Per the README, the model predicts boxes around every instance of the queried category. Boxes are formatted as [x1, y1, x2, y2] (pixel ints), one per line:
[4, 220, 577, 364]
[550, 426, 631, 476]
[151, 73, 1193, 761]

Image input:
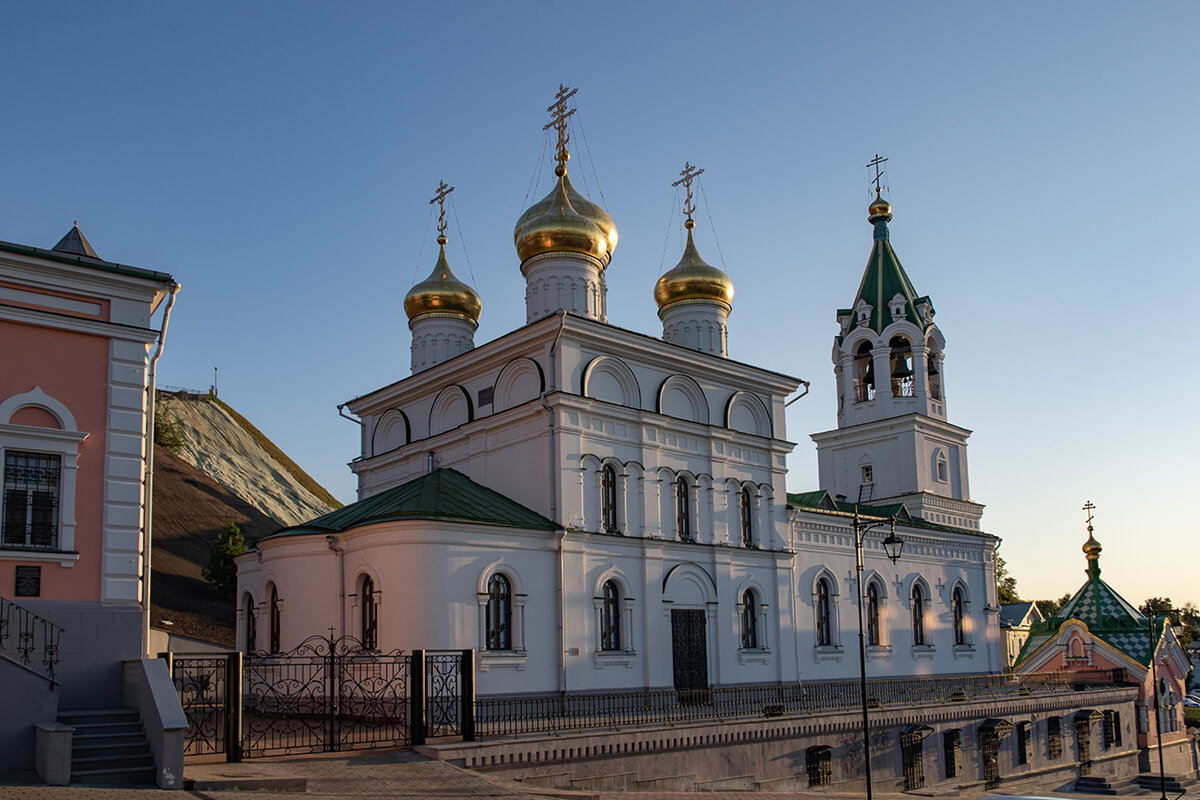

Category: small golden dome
[403, 237, 481, 324]
[514, 167, 616, 265]
[1083, 528, 1102, 560]
[654, 222, 734, 311]
[868, 189, 892, 223]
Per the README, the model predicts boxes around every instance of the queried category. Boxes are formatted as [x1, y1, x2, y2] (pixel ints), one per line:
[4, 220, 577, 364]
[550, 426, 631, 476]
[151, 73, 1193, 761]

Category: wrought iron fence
[0, 596, 63, 685]
[476, 671, 1119, 738]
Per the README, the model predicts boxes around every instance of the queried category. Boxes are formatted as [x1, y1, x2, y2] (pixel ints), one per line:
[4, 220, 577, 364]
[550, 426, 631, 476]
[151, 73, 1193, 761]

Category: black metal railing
[476, 671, 1119, 738]
[0, 596, 63, 686]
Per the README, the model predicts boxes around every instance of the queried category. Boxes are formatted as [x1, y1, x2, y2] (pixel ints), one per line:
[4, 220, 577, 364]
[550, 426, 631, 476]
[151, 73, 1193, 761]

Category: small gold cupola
[1082, 500, 1103, 579]
[513, 85, 617, 266]
[403, 234, 482, 325]
[654, 163, 734, 312]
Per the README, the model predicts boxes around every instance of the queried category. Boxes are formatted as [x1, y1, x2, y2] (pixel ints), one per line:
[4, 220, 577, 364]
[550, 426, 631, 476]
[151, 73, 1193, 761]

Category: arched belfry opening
[855, 340, 875, 402]
[889, 335, 913, 398]
[926, 336, 943, 400]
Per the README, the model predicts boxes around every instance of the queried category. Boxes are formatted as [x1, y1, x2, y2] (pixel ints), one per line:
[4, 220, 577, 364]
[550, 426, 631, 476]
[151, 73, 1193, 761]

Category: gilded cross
[429, 180, 455, 237]
[672, 162, 705, 221]
[1082, 500, 1096, 528]
[544, 84, 578, 168]
[867, 154, 888, 194]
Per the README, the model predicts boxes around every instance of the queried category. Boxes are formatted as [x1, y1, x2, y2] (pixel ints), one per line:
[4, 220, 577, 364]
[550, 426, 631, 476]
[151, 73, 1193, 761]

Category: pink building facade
[0, 225, 177, 772]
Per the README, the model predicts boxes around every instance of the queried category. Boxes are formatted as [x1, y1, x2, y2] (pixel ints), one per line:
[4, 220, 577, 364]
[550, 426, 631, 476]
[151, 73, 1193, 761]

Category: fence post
[460, 649, 475, 742]
[411, 649, 426, 746]
[226, 652, 243, 762]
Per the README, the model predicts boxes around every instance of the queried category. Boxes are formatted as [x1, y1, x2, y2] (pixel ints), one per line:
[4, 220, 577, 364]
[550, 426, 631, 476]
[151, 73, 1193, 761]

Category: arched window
[816, 578, 833, 646]
[866, 582, 881, 646]
[890, 335, 914, 397]
[268, 584, 281, 654]
[486, 574, 512, 651]
[952, 586, 965, 645]
[601, 464, 618, 533]
[243, 593, 256, 653]
[675, 477, 692, 542]
[741, 589, 759, 649]
[911, 583, 926, 645]
[360, 575, 378, 650]
[740, 487, 754, 547]
[600, 580, 621, 651]
[855, 341, 875, 402]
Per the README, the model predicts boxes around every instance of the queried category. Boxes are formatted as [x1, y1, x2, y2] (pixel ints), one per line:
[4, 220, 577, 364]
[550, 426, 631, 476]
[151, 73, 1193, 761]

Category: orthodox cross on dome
[429, 179, 455, 239]
[867, 153, 888, 195]
[672, 161, 705, 227]
[1082, 499, 1096, 530]
[544, 84, 578, 170]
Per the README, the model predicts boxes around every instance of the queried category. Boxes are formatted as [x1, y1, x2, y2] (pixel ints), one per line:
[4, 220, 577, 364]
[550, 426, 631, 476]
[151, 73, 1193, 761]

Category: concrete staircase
[1134, 774, 1190, 795]
[58, 708, 155, 785]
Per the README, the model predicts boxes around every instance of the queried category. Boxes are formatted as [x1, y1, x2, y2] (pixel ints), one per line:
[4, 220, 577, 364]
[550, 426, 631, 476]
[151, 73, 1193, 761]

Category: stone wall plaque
[14, 565, 41, 597]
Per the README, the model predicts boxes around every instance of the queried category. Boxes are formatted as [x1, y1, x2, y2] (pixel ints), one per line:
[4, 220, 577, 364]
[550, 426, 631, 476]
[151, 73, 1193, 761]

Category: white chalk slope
[164, 396, 335, 527]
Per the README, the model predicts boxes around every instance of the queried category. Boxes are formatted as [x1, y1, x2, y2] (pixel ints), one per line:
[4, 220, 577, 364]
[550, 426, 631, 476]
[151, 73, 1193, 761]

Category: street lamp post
[846, 502, 904, 800]
[1147, 612, 1174, 800]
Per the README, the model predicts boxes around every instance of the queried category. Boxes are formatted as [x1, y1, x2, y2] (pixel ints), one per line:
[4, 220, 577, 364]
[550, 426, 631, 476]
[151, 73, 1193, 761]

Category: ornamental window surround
[675, 476, 692, 542]
[911, 583, 927, 646]
[243, 592, 257, 652]
[359, 574, 379, 651]
[601, 464, 618, 533]
[816, 577, 835, 647]
[866, 581, 882, 646]
[952, 585, 967, 645]
[740, 487, 754, 548]
[485, 573, 513, 651]
[741, 589, 759, 649]
[599, 580, 621, 651]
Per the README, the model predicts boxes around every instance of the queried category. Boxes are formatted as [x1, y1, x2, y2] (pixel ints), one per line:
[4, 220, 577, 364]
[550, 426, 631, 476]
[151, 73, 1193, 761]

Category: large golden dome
[403, 237, 482, 324]
[654, 222, 734, 311]
[514, 166, 617, 265]
[868, 189, 892, 223]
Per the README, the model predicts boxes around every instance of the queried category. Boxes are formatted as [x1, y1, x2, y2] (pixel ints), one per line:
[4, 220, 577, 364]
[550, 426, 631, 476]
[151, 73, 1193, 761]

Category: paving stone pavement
[0, 749, 1088, 800]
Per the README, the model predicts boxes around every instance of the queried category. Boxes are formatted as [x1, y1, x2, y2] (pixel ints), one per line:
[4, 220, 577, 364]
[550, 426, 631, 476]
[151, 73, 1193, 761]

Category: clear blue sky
[2, 2, 1196, 607]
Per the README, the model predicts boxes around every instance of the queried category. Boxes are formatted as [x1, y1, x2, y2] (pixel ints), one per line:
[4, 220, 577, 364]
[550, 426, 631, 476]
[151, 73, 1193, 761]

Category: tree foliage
[996, 555, 1020, 604]
[1035, 593, 1072, 619]
[1139, 597, 1200, 647]
[153, 396, 185, 454]
[202, 522, 246, 599]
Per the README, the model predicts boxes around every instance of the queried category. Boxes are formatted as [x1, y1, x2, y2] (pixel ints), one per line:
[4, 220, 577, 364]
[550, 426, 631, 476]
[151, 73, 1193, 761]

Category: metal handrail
[0, 595, 64, 686]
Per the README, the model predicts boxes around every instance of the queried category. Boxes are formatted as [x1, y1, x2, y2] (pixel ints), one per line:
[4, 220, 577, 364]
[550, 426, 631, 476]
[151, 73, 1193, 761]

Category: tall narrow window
[911, 584, 925, 645]
[269, 584, 281, 654]
[243, 593, 257, 653]
[1017, 721, 1030, 765]
[1047, 716, 1062, 759]
[866, 582, 881, 646]
[816, 578, 833, 646]
[2, 451, 61, 549]
[855, 341, 875, 402]
[601, 464, 618, 533]
[952, 586, 966, 645]
[486, 574, 512, 651]
[740, 487, 754, 547]
[741, 589, 759, 649]
[600, 580, 621, 651]
[360, 575, 378, 650]
[676, 477, 691, 541]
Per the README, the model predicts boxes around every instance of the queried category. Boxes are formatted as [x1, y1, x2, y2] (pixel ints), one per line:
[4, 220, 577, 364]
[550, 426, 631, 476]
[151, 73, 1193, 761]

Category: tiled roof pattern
[262, 468, 556, 540]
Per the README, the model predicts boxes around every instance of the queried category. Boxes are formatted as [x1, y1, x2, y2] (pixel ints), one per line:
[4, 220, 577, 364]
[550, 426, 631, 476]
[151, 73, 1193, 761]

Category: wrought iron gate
[168, 639, 473, 761]
[901, 730, 925, 790]
[981, 731, 1000, 789]
[1075, 716, 1092, 776]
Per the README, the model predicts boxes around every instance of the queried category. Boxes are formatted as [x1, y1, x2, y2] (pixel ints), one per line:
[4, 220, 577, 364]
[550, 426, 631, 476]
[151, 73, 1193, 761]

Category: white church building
[236, 95, 1003, 697]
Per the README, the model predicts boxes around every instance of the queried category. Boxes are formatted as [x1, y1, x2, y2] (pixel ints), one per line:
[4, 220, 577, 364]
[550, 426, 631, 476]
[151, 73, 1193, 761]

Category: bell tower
[811, 158, 983, 530]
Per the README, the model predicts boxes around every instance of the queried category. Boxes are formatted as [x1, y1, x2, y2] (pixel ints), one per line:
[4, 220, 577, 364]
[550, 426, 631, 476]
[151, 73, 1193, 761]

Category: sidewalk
[0, 749, 1088, 800]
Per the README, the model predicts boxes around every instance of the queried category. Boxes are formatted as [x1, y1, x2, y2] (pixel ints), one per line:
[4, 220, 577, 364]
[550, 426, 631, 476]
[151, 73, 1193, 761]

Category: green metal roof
[262, 468, 557, 540]
[786, 489, 988, 537]
[846, 214, 932, 337]
[1013, 553, 1159, 668]
[0, 238, 174, 284]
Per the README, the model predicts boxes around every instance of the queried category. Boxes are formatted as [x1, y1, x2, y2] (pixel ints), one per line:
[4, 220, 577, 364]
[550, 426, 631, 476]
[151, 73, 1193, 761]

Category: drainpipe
[541, 311, 567, 693]
[326, 535, 346, 641]
[142, 282, 179, 655]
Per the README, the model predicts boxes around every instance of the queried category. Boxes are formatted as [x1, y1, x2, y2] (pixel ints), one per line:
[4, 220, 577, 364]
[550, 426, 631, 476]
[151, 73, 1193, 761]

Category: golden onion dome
[514, 166, 616, 265]
[868, 189, 892, 223]
[1082, 528, 1102, 561]
[653, 221, 734, 311]
[403, 236, 482, 324]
